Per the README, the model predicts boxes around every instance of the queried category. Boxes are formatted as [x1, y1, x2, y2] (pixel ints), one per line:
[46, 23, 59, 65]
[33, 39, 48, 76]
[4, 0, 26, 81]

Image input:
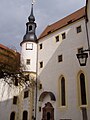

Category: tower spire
[28, 3, 35, 22]
[20, 1, 37, 46]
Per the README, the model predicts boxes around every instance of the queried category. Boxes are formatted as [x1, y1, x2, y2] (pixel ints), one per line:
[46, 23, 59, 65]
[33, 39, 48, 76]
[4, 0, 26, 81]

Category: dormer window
[28, 25, 32, 31]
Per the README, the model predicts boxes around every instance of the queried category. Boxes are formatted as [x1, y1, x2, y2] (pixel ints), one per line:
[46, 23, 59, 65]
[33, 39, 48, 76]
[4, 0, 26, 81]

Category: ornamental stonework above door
[42, 102, 54, 120]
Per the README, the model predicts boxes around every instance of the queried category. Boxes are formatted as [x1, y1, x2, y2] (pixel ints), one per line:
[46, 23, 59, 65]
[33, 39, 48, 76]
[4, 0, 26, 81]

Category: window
[39, 43, 42, 50]
[39, 84, 42, 89]
[76, 26, 82, 33]
[59, 76, 66, 107]
[26, 59, 30, 65]
[61, 77, 66, 106]
[55, 35, 59, 42]
[24, 91, 29, 98]
[39, 107, 41, 112]
[14, 79, 18, 86]
[23, 111, 28, 120]
[13, 96, 18, 105]
[10, 112, 15, 120]
[62, 32, 66, 39]
[58, 55, 63, 62]
[80, 73, 87, 105]
[26, 43, 33, 50]
[40, 61, 43, 68]
[28, 25, 32, 31]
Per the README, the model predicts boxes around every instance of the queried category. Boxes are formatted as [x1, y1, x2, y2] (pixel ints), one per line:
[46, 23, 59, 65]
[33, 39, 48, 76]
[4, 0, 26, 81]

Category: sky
[0, 0, 86, 52]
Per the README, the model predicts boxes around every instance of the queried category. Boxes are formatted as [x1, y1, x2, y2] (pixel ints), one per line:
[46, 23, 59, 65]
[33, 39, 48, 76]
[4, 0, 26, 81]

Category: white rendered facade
[21, 41, 37, 72]
[37, 8, 90, 120]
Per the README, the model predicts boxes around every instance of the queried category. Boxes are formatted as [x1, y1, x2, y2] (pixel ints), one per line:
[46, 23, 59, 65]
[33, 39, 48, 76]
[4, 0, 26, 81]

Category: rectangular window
[14, 79, 18, 86]
[40, 61, 43, 68]
[39, 43, 42, 50]
[62, 32, 66, 39]
[24, 91, 29, 98]
[39, 107, 41, 112]
[39, 84, 42, 89]
[58, 55, 63, 62]
[26, 43, 33, 50]
[76, 26, 82, 33]
[55, 35, 59, 42]
[13, 96, 18, 104]
[26, 59, 30, 65]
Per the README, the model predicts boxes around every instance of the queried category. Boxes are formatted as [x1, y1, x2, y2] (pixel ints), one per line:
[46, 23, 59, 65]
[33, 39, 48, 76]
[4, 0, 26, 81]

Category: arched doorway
[10, 112, 15, 120]
[23, 111, 28, 120]
[42, 102, 54, 120]
[47, 112, 50, 120]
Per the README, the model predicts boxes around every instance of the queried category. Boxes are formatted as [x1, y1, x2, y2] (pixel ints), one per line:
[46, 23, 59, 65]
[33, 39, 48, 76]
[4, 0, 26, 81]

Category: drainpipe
[85, 8, 90, 55]
[34, 40, 38, 120]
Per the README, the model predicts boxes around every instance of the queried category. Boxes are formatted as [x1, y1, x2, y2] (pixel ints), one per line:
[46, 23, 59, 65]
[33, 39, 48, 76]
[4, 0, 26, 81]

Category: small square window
[26, 59, 30, 65]
[39, 43, 42, 49]
[62, 33, 66, 39]
[26, 43, 33, 50]
[76, 26, 82, 33]
[24, 91, 29, 98]
[55, 35, 59, 42]
[58, 55, 63, 62]
[13, 96, 18, 104]
[40, 61, 43, 68]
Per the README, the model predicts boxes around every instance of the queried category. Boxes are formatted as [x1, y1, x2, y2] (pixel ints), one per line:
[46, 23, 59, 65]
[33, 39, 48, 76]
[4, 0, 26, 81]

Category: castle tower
[20, 3, 37, 73]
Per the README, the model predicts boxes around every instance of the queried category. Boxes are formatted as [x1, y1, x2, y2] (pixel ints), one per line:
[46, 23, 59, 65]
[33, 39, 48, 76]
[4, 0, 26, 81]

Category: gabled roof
[38, 7, 85, 39]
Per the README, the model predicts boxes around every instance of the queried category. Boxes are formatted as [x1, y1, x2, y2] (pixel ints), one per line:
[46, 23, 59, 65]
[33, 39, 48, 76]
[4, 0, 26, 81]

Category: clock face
[26, 43, 33, 50]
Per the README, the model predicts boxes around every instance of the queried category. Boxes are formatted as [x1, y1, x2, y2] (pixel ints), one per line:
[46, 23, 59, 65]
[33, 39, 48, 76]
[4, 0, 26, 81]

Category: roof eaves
[38, 15, 85, 40]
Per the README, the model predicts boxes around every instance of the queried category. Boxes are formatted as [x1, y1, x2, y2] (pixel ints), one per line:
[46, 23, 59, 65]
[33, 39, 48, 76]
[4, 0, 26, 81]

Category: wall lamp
[76, 49, 90, 66]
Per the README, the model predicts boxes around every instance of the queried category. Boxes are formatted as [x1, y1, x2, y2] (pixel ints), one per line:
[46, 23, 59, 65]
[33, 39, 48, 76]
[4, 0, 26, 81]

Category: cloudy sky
[0, 0, 86, 51]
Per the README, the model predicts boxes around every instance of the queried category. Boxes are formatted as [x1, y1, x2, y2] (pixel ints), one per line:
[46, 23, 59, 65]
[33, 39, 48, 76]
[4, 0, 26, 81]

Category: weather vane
[32, 0, 35, 5]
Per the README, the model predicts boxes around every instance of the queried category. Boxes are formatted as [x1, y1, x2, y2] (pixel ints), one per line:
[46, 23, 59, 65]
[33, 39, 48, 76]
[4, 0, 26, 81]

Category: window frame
[61, 32, 66, 40]
[77, 71, 88, 107]
[39, 43, 43, 50]
[76, 25, 82, 33]
[26, 59, 31, 65]
[55, 35, 59, 42]
[58, 76, 66, 108]
[40, 61, 43, 68]
[58, 55, 63, 62]
[13, 96, 18, 105]
[26, 43, 33, 50]
[79, 73, 87, 106]
[28, 25, 32, 32]
[24, 90, 29, 98]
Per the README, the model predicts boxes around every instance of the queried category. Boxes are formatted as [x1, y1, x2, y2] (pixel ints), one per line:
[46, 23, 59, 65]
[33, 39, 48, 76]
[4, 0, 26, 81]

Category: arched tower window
[80, 73, 87, 105]
[10, 112, 15, 120]
[28, 25, 32, 31]
[23, 111, 28, 120]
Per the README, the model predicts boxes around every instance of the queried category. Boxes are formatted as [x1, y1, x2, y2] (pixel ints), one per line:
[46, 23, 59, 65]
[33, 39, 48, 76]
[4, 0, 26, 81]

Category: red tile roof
[0, 44, 10, 50]
[38, 7, 86, 39]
